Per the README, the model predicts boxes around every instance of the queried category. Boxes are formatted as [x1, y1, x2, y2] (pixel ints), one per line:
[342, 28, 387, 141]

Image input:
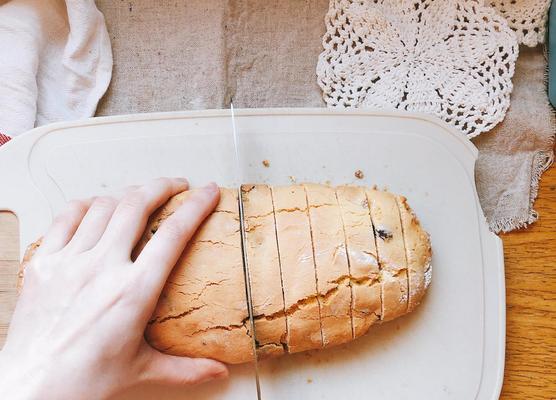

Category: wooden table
[1, 166, 555, 398]
[498, 162, 556, 399]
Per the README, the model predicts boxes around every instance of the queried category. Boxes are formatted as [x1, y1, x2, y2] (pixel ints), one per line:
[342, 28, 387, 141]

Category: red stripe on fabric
[0, 133, 12, 146]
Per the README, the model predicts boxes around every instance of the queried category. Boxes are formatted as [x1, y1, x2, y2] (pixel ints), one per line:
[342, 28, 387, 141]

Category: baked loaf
[20, 184, 431, 364]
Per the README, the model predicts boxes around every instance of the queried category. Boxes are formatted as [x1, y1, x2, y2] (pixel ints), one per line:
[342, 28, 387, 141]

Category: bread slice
[396, 195, 432, 312]
[142, 189, 254, 364]
[241, 184, 287, 357]
[271, 185, 323, 353]
[366, 188, 409, 322]
[336, 186, 381, 338]
[304, 183, 353, 346]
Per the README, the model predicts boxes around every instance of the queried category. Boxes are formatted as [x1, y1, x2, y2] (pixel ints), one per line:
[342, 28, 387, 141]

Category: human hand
[0, 178, 228, 400]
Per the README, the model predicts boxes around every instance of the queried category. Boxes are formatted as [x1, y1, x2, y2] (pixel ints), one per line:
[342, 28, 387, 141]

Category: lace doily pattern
[317, 0, 519, 137]
[489, 0, 551, 46]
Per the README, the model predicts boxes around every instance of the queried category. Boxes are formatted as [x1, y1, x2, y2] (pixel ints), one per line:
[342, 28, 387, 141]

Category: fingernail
[203, 182, 218, 192]
[175, 177, 188, 183]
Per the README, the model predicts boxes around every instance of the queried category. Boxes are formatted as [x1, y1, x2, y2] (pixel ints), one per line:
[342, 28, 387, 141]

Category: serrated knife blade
[229, 101, 262, 399]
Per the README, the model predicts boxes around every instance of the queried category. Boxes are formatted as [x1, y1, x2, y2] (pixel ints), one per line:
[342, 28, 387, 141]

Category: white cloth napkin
[0, 0, 112, 138]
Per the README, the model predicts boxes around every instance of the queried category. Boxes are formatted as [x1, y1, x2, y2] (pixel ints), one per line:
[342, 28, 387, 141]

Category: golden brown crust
[304, 183, 352, 346]
[336, 186, 381, 338]
[241, 184, 287, 357]
[271, 185, 323, 353]
[366, 188, 409, 322]
[396, 195, 432, 312]
[143, 188, 254, 364]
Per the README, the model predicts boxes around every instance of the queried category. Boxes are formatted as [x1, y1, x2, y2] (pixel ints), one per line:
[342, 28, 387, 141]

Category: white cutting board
[0, 109, 505, 400]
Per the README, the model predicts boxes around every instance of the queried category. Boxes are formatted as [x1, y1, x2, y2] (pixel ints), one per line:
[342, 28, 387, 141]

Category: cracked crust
[304, 183, 352, 346]
[336, 186, 381, 338]
[271, 185, 323, 353]
[241, 184, 287, 358]
[140, 188, 254, 364]
[366, 188, 409, 322]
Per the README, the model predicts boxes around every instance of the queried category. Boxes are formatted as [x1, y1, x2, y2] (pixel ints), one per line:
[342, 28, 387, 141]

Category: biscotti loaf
[20, 184, 432, 364]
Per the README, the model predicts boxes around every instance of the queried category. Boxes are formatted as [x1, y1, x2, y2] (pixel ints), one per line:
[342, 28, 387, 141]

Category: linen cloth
[0, 0, 112, 137]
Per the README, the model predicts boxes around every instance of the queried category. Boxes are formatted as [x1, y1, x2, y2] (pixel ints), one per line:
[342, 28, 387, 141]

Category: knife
[230, 101, 262, 399]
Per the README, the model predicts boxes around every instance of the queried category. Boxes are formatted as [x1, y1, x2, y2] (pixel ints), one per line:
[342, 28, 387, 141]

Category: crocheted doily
[317, 0, 519, 137]
[489, 0, 551, 47]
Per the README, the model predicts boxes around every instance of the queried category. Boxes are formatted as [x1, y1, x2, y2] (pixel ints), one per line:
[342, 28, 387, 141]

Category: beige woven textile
[95, 0, 554, 233]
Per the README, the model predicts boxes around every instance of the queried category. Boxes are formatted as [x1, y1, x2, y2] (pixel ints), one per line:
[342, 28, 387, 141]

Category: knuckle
[91, 196, 118, 213]
[66, 199, 89, 213]
[51, 210, 79, 229]
[120, 191, 146, 210]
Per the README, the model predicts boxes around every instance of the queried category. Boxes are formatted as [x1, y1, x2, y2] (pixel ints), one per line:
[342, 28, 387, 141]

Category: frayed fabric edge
[489, 149, 554, 233]
[488, 56, 555, 233]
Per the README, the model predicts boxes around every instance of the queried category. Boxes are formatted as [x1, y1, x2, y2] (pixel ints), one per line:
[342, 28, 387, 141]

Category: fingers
[36, 199, 92, 255]
[134, 183, 219, 294]
[98, 178, 189, 257]
[63, 196, 119, 253]
[140, 348, 228, 386]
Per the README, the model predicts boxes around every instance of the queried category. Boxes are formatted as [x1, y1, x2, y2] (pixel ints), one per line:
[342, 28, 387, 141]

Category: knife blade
[230, 101, 262, 399]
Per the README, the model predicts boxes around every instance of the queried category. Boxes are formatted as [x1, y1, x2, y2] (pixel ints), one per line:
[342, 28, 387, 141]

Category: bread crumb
[289, 175, 296, 183]
[262, 159, 270, 168]
[307, 378, 313, 384]
[354, 169, 364, 179]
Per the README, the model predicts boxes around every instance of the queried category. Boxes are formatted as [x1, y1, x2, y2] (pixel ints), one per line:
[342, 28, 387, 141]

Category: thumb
[140, 348, 229, 386]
